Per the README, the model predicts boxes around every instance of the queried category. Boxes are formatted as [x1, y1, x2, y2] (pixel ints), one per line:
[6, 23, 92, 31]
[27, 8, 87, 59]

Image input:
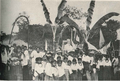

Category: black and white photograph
[0, 0, 120, 80]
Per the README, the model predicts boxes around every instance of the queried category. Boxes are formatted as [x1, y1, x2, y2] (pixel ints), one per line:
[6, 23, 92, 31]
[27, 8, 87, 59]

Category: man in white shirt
[34, 57, 45, 80]
[21, 47, 30, 80]
[57, 60, 66, 80]
[31, 47, 41, 71]
[44, 56, 53, 80]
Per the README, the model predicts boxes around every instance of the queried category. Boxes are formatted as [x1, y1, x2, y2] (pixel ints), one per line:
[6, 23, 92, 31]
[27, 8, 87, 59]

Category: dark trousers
[70, 70, 78, 80]
[23, 65, 29, 80]
[0, 63, 8, 80]
[114, 71, 120, 80]
[9, 65, 23, 80]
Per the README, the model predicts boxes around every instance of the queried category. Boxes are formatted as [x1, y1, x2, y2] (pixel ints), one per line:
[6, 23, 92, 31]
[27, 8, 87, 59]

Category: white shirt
[57, 66, 65, 77]
[45, 63, 52, 77]
[34, 63, 45, 77]
[1, 48, 8, 64]
[102, 59, 112, 66]
[82, 55, 91, 63]
[40, 51, 45, 58]
[62, 62, 72, 74]
[31, 50, 41, 62]
[97, 60, 103, 69]
[51, 67, 59, 77]
[77, 63, 84, 70]
[112, 58, 119, 67]
[68, 56, 73, 61]
[21, 50, 29, 66]
[71, 64, 78, 70]
[65, 65, 73, 74]
[62, 62, 68, 69]
[31, 50, 41, 70]
[64, 44, 74, 53]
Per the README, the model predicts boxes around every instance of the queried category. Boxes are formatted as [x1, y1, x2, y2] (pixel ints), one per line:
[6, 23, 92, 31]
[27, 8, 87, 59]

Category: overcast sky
[1, 0, 120, 34]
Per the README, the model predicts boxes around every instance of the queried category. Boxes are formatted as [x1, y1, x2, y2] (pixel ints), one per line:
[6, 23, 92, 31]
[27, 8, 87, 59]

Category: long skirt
[98, 66, 104, 80]
[1, 63, 8, 80]
[114, 70, 120, 80]
[23, 65, 29, 80]
[103, 66, 112, 80]
[91, 72, 98, 81]
[59, 74, 66, 81]
[9, 65, 23, 80]
[77, 70, 83, 80]
[70, 70, 77, 80]
[44, 74, 53, 81]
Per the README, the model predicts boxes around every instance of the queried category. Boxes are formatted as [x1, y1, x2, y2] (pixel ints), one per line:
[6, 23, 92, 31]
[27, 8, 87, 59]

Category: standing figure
[34, 57, 45, 80]
[77, 58, 84, 80]
[57, 60, 66, 81]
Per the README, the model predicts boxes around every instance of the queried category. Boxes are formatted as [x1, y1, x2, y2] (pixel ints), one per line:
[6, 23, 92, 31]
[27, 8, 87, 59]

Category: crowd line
[1, 43, 120, 80]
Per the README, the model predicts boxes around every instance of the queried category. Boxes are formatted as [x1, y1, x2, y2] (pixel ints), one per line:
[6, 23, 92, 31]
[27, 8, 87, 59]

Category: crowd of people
[0, 43, 120, 81]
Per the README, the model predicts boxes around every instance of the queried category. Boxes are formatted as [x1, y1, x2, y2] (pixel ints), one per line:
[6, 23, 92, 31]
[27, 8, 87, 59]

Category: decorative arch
[57, 15, 85, 46]
[9, 15, 29, 44]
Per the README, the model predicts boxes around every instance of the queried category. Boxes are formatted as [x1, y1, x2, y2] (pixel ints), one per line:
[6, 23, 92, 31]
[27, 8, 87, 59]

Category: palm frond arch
[9, 15, 29, 44]
[57, 15, 85, 45]
[88, 12, 119, 39]
[88, 12, 119, 49]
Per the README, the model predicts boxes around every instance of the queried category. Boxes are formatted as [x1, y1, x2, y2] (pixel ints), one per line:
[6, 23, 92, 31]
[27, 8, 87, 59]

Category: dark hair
[51, 60, 56, 64]
[67, 60, 71, 64]
[63, 57, 68, 60]
[92, 64, 96, 68]
[36, 57, 42, 62]
[78, 58, 82, 61]
[57, 60, 62, 64]
[72, 59, 77, 63]
[57, 56, 61, 60]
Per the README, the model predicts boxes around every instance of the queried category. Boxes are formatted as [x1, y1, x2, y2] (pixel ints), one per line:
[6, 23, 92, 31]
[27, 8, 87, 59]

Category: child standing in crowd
[97, 55, 104, 80]
[21, 46, 30, 80]
[64, 60, 73, 81]
[103, 55, 112, 80]
[82, 52, 91, 80]
[31, 47, 41, 72]
[91, 64, 98, 81]
[44, 56, 53, 80]
[57, 60, 66, 80]
[54, 52, 63, 60]
[112, 52, 119, 79]
[34, 57, 45, 80]
[70, 59, 78, 80]
[51, 60, 59, 80]
[77, 58, 84, 80]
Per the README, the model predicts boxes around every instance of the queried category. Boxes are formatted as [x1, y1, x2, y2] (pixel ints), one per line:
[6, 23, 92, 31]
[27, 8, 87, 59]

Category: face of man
[52, 61, 56, 67]
[58, 62, 62, 67]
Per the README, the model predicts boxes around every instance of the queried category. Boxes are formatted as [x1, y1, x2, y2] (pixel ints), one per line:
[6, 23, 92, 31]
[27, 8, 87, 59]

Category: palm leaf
[55, 0, 67, 23]
[89, 12, 119, 39]
[40, 0, 52, 24]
